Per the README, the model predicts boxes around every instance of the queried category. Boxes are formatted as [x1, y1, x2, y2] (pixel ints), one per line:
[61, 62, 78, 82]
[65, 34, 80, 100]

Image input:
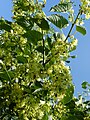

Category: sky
[0, 0, 90, 97]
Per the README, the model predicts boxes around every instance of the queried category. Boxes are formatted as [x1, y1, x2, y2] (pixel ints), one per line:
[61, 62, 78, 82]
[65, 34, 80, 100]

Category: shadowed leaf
[23, 30, 43, 45]
[0, 19, 12, 32]
[76, 25, 86, 35]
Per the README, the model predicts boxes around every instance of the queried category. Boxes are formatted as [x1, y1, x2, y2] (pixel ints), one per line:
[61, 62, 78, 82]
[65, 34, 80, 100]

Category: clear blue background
[0, 0, 90, 97]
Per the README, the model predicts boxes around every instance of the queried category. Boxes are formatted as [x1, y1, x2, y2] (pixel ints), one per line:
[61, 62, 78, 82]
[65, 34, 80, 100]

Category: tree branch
[45, 9, 81, 65]
[64, 9, 81, 42]
[42, 31, 45, 67]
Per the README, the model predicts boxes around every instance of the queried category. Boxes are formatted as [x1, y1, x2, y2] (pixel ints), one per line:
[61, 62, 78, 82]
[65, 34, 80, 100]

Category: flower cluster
[80, 0, 90, 19]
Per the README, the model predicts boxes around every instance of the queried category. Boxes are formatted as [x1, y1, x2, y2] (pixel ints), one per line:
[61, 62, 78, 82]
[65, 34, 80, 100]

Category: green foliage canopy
[0, 0, 90, 119]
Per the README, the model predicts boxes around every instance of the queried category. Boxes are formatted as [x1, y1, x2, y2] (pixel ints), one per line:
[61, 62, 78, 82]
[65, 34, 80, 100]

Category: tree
[0, 0, 90, 119]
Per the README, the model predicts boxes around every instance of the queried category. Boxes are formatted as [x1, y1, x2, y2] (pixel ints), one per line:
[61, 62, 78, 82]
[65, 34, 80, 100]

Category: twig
[45, 9, 81, 65]
[64, 9, 81, 42]
[42, 31, 45, 67]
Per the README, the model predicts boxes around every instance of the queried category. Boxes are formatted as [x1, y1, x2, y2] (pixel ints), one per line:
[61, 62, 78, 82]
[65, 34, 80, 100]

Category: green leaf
[36, 46, 50, 55]
[0, 71, 10, 81]
[62, 85, 74, 104]
[50, 2, 72, 13]
[39, 18, 49, 30]
[45, 47, 50, 55]
[66, 60, 70, 63]
[0, 71, 14, 81]
[67, 115, 81, 120]
[83, 100, 90, 105]
[36, 46, 44, 54]
[23, 86, 32, 94]
[82, 81, 88, 89]
[65, 100, 75, 109]
[61, 115, 79, 120]
[47, 14, 68, 29]
[16, 56, 28, 64]
[53, 32, 66, 40]
[70, 55, 76, 58]
[76, 25, 86, 35]
[16, 16, 34, 30]
[34, 18, 49, 30]
[0, 19, 12, 32]
[34, 81, 43, 88]
[42, 112, 48, 120]
[23, 30, 43, 45]
[47, 36, 52, 49]
[53, 32, 61, 40]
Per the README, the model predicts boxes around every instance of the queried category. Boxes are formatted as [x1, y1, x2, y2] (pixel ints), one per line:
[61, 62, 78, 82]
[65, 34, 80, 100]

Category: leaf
[34, 18, 49, 30]
[66, 60, 70, 63]
[42, 112, 48, 120]
[83, 100, 90, 105]
[70, 55, 76, 58]
[65, 100, 75, 109]
[23, 30, 43, 45]
[53, 32, 61, 40]
[50, 2, 72, 13]
[16, 16, 34, 30]
[47, 36, 52, 49]
[39, 18, 49, 30]
[16, 56, 28, 64]
[45, 47, 50, 55]
[36, 46, 44, 54]
[53, 32, 66, 40]
[23, 86, 32, 94]
[0, 71, 14, 81]
[34, 80, 43, 88]
[62, 85, 74, 104]
[36, 46, 50, 55]
[82, 81, 88, 89]
[47, 14, 68, 29]
[67, 115, 82, 120]
[0, 71, 10, 81]
[0, 19, 12, 32]
[76, 25, 86, 35]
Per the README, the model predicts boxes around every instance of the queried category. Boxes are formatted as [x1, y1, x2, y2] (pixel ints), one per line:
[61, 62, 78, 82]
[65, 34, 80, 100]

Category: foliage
[0, 0, 90, 119]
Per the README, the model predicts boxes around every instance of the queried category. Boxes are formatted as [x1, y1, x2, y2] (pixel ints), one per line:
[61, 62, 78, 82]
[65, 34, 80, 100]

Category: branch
[45, 9, 81, 65]
[42, 31, 45, 67]
[45, 51, 59, 65]
[4, 65, 11, 82]
[64, 9, 81, 42]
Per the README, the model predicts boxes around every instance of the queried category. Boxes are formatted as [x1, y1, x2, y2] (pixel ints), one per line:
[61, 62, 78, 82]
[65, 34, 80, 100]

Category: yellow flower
[85, 13, 90, 19]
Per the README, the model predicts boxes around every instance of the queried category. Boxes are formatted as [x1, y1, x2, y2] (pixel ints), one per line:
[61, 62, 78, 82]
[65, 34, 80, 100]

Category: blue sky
[0, 0, 90, 97]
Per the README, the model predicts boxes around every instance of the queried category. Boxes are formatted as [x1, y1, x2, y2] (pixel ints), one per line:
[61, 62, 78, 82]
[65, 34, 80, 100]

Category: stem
[3, 64, 11, 82]
[64, 9, 81, 42]
[45, 51, 59, 65]
[42, 31, 45, 67]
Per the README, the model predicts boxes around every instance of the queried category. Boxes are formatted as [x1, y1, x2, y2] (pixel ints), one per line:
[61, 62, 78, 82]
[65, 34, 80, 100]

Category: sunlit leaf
[50, 2, 72, 13]
[47, 14, 68, 29]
